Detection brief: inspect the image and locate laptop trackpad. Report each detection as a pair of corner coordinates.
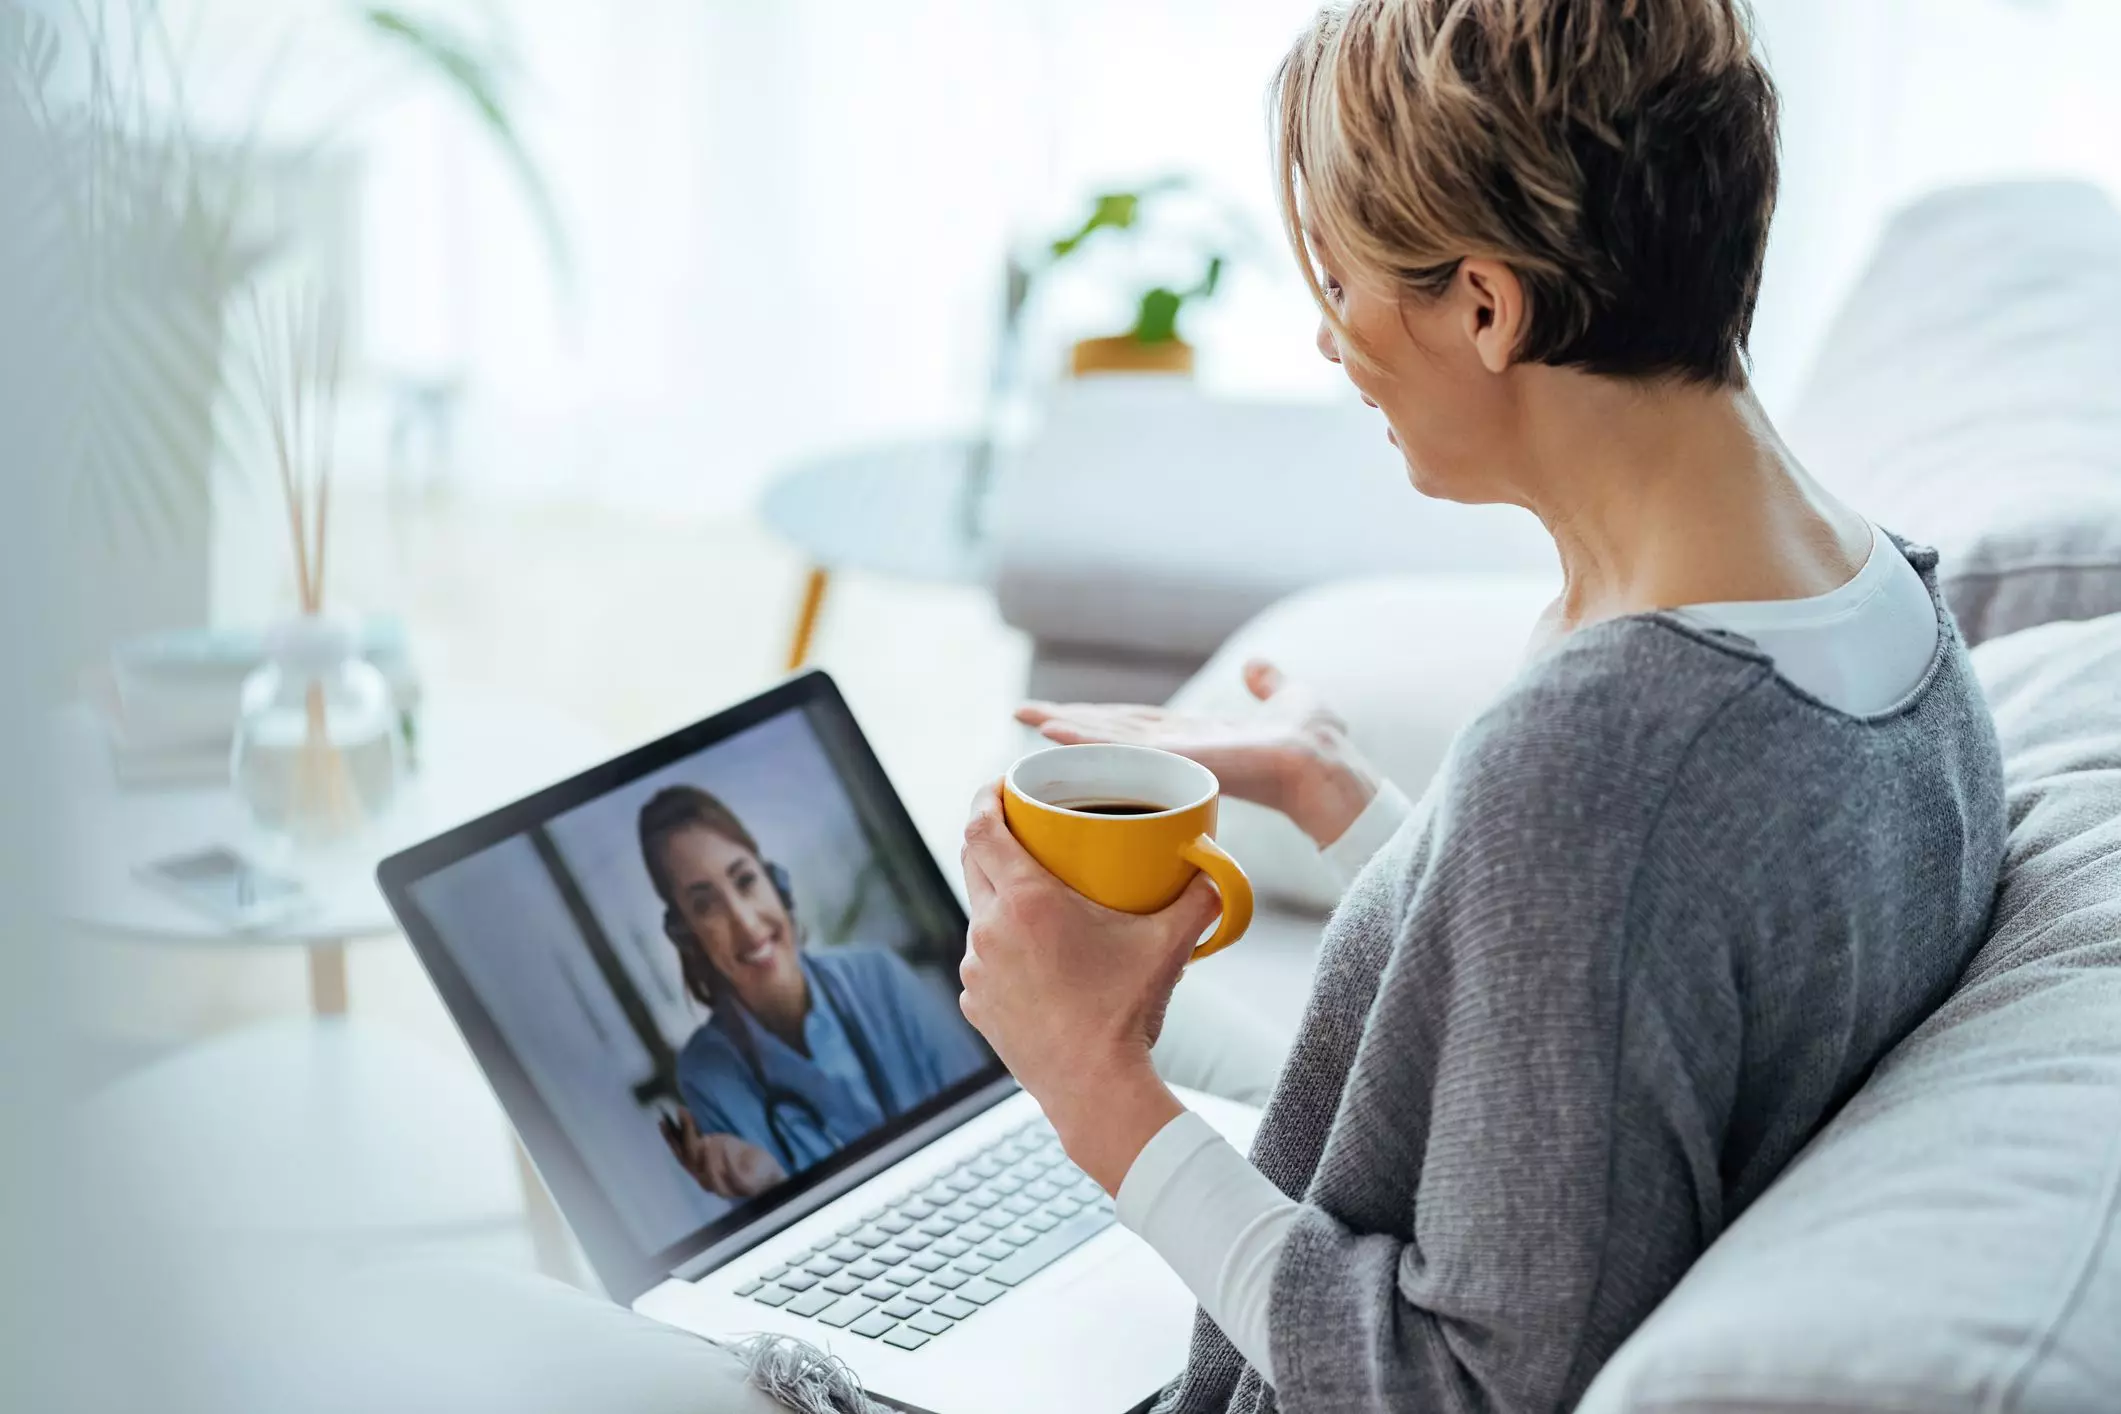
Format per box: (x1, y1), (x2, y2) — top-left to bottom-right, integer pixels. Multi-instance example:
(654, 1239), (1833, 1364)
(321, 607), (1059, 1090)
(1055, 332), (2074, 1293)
(885, 1224), (1198, 1414)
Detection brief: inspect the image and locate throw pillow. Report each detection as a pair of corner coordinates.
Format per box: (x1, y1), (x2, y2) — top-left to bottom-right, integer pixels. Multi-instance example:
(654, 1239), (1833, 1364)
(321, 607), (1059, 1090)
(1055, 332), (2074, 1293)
(1787, 180), (2121, 645)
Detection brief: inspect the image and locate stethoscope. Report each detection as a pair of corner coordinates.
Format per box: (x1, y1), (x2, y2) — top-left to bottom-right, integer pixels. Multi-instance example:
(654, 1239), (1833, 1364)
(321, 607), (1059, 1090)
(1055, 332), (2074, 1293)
(722, 953), (900, 1172)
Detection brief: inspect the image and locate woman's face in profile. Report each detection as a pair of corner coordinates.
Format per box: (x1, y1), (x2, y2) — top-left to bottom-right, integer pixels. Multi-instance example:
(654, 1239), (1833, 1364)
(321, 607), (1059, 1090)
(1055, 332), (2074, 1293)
(661, 826), (802, 1014)
(1309, 226), (1520, 507)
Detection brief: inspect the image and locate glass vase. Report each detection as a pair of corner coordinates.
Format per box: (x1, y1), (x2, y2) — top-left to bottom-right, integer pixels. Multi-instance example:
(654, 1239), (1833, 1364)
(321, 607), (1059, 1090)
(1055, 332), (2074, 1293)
(231, 615), (402, 846)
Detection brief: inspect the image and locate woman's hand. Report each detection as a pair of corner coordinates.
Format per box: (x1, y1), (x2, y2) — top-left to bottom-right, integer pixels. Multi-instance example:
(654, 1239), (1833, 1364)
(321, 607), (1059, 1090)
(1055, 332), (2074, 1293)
(958, 783), (1210, 1192)
(1017, 659), (1379, 849)
(660, 1110), (787, 1199)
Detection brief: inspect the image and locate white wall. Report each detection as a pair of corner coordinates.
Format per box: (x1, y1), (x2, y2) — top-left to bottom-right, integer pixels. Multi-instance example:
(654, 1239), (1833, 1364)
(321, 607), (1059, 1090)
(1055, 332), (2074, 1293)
(171, 0), (2121, 514)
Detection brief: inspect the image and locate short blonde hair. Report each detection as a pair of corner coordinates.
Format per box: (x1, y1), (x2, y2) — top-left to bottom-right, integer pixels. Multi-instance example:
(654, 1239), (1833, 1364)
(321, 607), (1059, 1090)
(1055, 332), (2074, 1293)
(1275, 0), (1779, 385)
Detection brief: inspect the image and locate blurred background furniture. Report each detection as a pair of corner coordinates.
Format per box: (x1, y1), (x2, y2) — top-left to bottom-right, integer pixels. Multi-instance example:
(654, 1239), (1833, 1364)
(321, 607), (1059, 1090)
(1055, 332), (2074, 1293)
(761, 439), (994, 671)
(60, 691), (610, 1015)
(985, 380), (1557, 703)
(86, 1015), (544, 1273)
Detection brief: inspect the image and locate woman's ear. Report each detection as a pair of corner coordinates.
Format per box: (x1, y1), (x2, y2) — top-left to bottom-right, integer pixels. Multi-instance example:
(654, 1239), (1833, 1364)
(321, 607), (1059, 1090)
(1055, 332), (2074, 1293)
(1457, 258), (1525, 375)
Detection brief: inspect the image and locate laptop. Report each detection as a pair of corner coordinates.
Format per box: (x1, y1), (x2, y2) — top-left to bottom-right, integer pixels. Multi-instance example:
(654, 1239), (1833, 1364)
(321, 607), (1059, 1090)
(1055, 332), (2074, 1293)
(376, 670), (1260, 1414)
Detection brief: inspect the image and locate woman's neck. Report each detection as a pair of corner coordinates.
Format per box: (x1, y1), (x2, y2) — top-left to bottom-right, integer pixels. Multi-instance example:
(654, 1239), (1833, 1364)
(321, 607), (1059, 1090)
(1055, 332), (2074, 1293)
(744, 967), (813, 1055)
(1508, 370), (1870, 637)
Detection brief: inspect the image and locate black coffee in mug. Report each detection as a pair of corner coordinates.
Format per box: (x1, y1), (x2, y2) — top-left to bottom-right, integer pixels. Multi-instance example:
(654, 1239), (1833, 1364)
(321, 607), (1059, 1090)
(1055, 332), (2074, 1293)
(1056, 799), (1163, 816)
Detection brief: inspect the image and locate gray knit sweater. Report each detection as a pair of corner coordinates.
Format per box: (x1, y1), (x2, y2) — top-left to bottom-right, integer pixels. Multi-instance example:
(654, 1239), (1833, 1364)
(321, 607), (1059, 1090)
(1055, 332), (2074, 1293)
(1160, 541), (2006, 1414)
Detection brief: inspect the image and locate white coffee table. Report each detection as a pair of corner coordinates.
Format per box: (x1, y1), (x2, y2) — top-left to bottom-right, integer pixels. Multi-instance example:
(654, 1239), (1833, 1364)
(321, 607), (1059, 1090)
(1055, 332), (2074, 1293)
(59, 689), (612, 1013)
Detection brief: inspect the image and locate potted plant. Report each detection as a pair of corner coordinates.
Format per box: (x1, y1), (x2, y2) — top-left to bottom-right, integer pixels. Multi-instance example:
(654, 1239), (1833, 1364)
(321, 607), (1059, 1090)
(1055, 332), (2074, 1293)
(1039, 177), (1247, 378)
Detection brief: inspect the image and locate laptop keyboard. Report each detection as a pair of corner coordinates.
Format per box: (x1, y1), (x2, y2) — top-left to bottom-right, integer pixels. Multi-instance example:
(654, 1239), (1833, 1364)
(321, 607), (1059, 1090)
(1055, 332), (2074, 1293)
(735, 1117), (1116, 1352)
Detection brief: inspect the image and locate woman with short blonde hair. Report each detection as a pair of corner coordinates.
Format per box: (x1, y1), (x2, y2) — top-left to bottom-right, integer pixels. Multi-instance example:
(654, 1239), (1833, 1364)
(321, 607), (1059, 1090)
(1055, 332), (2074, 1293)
(960, 2), (2007, 1410)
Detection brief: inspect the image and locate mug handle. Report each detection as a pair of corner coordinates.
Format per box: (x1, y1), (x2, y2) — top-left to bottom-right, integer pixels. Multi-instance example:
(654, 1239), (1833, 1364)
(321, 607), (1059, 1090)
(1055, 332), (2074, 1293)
(1178, 834), (1254, 962)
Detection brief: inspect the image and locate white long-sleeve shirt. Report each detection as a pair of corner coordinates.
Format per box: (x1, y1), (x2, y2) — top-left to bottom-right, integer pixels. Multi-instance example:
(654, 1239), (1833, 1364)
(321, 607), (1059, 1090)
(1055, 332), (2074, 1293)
(1115, 525), (1940, 1384)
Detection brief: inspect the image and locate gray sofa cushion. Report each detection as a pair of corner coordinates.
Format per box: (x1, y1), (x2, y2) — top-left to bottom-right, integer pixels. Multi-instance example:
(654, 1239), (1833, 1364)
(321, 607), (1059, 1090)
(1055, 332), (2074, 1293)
(1579, 612), (2121, 1414)
(1788, 181), (2121, 646)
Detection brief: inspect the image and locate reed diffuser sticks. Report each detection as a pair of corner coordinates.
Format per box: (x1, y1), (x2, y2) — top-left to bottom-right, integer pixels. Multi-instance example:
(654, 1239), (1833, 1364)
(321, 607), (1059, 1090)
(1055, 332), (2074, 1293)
(245, 284), (360, 838)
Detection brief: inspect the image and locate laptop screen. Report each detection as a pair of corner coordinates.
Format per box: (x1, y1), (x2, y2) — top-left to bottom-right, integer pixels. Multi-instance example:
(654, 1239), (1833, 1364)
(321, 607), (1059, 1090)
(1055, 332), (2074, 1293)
(382, 673), (1003, 1298)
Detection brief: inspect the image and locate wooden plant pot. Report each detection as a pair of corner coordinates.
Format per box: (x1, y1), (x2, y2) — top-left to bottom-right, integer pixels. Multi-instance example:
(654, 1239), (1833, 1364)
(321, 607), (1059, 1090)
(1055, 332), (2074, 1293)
(1069, 334), (1195, 377)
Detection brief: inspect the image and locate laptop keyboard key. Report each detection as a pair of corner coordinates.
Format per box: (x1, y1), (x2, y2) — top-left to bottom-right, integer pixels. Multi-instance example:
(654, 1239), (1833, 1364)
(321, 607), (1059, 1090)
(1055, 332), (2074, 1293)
(761, 1264), (791, 1281)
(850, 1228), (891, 1249)
(935, 1295), (979, 1321)
(803, 1256), (842, 1277)
(909, 1253), (948, 1273)
(826, 1242), (865, 1262)
(882, 1298), (921, 1320)
(884, 1269), (922, 1288)
(876, 1214), (915, 1235)
(953, 1256), (993, 1276)
(735, 1279), (763, 1297)
(900, 1200), (937, 1220)
(956, 1277), (1007, 1306)
(903, 1283), (947, 1305)
(908, 1310), (955, 1337)
(897, 1232), (933, 1253)
(850, 1311), (897, 1339)
(873, 1245), (913, 1266)
(916, 1217), (956, 1238)
(822, 1274), (864, 1295)
(787, 1287), (840, 1318)
(1024, 1213), (1060, 1234)
(932, 1237), (971, 1258)
(849, 1259), (888, 1280)
(778, 1272), (819, 1293)
(817, 1296), (878, 1329)
(999, 1227), (1039, 1247)
(752, 1285), (797, 1308)
(983, 1208), (1117, 1289)
(862, 1281), (898, 1301)
(931, 1271), (968, 1291)
(881, 1326), (930, 1351)
(974, 1240), (1014, 1261)
(1000, 1195), (1038, 1217)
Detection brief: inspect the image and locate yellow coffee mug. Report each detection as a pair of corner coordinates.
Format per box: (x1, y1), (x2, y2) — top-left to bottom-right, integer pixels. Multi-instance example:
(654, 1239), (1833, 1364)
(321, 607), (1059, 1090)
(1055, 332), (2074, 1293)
(1001, 743), (1253, 961)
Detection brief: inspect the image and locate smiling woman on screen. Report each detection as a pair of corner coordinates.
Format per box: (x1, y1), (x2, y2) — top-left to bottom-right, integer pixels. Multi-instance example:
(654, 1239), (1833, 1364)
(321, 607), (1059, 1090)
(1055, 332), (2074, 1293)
(952, 2), (2009, 1410)
(640, 785), (987, 1201)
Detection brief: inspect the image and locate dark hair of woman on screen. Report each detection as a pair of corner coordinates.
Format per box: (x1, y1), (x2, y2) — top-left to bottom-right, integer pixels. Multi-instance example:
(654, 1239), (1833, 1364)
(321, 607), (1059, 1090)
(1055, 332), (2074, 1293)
(639, 785), (987, 1202)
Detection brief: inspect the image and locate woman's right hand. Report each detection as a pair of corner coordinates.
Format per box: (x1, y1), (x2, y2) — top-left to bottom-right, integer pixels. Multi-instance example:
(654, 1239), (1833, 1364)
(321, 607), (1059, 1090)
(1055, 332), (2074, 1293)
(660, 1110), (787, 1199)
(1016, 659), (1380, 849)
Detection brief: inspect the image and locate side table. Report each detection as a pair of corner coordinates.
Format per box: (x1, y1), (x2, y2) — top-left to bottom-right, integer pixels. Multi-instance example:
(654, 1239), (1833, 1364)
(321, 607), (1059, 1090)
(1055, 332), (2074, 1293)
(760, 438), (994, 670)
(59, 689), (611, 1014)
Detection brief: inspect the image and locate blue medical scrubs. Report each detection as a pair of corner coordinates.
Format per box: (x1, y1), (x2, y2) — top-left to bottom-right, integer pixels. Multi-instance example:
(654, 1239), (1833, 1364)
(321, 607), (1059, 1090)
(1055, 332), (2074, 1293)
(675, 948), (990, 1175)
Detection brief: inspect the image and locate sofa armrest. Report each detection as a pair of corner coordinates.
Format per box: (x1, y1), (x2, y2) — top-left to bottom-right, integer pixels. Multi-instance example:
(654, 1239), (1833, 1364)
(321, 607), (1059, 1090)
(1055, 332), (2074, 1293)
(987, 381), (1555, 664)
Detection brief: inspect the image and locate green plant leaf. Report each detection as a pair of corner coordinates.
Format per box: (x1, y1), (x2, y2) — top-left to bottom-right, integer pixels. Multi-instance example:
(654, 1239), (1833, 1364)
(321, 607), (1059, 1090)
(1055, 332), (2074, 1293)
(1194, 253), (1224, 300)
(359, 6), (573, 305)
(1049, 190), (1141, 260)
(1133, 286), (1182, 344)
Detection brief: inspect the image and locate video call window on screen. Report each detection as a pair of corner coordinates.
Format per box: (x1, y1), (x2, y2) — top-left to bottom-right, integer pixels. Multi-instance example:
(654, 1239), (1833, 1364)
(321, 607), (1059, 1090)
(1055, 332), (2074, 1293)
(410, 704), (988, 1256)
